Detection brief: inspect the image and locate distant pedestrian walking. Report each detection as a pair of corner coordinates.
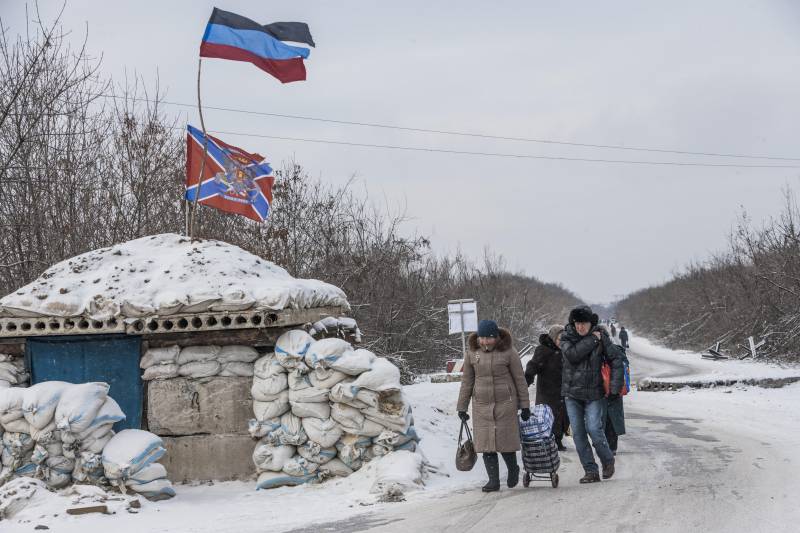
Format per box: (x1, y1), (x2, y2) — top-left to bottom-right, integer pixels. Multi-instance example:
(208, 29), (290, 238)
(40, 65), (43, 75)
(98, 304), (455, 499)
(560, 305), (625, 484)
(525, 324), (569, 451)
(457, 320), (530, 492)
(610, 323), (617, 338)
(619, 326), (629, 349)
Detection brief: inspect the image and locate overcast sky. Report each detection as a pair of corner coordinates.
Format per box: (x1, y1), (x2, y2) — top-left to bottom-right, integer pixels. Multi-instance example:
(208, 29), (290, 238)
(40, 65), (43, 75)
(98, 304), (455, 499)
(4, 1), (800, 303)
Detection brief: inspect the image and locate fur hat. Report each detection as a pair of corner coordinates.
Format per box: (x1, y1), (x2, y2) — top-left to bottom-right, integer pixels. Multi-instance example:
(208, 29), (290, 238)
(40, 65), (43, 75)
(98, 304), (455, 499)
(548, 324), (565, 342)
(477, 319), (500, 338)
(568, 305), (597, 326)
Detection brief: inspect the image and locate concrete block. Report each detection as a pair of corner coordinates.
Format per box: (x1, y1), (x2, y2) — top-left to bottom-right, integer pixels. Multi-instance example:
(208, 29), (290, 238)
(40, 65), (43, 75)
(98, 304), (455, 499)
(147, 377), (252, 436)
(161, 434), (255, 482)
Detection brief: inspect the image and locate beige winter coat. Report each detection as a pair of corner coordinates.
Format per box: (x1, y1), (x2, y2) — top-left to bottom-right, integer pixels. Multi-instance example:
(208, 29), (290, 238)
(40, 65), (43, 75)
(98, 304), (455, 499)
(457, 328), (530, 453)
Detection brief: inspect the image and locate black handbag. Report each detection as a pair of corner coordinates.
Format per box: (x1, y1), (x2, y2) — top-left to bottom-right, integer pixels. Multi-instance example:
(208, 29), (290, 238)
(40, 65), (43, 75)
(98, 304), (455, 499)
(455, 420), (478, 471)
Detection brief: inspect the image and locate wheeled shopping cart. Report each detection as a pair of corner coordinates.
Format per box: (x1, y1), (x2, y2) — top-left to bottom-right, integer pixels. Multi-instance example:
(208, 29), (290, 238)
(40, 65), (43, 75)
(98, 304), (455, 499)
(520, 434), (560, 488)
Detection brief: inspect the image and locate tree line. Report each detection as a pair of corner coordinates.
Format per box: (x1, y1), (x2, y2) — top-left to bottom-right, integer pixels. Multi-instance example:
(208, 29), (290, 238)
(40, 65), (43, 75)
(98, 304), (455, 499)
(0, 12), (580, 376)
(617, 189), (800, 363)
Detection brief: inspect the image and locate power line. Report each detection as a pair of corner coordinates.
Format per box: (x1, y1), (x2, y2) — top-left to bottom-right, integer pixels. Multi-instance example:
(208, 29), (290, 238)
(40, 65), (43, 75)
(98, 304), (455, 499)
(100, 93), (800, 162)
(199, 129), (800, 168)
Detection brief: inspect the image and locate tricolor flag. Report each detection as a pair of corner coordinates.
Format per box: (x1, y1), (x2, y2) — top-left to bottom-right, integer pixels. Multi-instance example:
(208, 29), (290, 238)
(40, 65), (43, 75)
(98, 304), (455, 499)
(200, 8), (313, 83)
(185, 125), (275, 223)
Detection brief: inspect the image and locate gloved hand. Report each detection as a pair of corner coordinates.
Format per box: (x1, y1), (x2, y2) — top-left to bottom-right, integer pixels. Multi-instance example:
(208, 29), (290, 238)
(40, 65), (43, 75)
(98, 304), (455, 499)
(520, 408), (531, 421)
(606, 393), (620, 402)
(458, 411), (470, 422)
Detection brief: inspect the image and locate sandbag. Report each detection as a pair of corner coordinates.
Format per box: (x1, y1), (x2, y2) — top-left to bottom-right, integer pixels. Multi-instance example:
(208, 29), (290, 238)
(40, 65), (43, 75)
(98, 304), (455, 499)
(370, 450), (423, 495)
(218, 345), (259, 363)
(304, 338), (354, 370)
(331, 403), (384, 437)
(102, 429), (165, 480)
(253, 390), (290, 420)
(329, 348), (375, 376)
(297, 441), (336, 465)
(335, 434), (372, 470)
(80, 430), (114, 454)
(287, 367), (313, 390)
(2, 417), (30, 434)
(274, 330), (314, 369)
(253, 353), (286, 379)
(282, 455), (320, 477)
(127, 478), (176, 500)
(252, 443), (295, 473)
(288, 386), (330, 404)
(177, 345), (221, 365)
(290, 401), (331, 420)
(0, 363), (17, 384)
(55, 382), (109, 433)
(329, 382), (369, 409)
(219, 362), (254, 377)
(139, 346), (180, 369)
(308, 368), (348, 390)
(302, 417), (342, 448)
(72, 451), (104, 483)
(22, 381), (71, 430)
(126, 462), (167, 485)
(248, 418), (282, 439)
(86, 397), (126, 430)
(251, 374), (289, 401)
(317, 457), (354, 478)
(143, 364), (180, 381)
(362, 405), (412, 434)
(256, 470), (317, 490)
(350, 358), (401, 393)
(178, 360), (221, 379)
(269, 412), (307, 446)
(29, 420), (55, 441)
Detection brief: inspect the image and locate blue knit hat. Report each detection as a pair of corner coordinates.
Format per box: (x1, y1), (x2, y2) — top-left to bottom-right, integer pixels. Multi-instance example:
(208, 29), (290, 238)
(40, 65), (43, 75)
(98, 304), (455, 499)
(477, 319), (500, 338)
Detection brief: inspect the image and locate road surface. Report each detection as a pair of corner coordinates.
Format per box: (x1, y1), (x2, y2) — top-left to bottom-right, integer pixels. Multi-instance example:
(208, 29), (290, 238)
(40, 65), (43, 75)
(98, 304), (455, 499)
(287, 342), (799, 533)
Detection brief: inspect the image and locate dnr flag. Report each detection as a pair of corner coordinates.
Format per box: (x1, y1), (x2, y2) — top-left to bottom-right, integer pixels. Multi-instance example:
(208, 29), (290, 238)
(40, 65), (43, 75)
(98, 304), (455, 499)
(200, 8), (313, 83)
(185, 125), (275, 223)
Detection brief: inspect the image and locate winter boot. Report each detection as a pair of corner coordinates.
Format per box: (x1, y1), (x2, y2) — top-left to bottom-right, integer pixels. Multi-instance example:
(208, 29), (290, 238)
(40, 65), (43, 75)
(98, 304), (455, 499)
(579, 471), (601, 484)
(602, 460), (615, 479)
(481, 453), (500, 492)
(501, 452), (520, 488)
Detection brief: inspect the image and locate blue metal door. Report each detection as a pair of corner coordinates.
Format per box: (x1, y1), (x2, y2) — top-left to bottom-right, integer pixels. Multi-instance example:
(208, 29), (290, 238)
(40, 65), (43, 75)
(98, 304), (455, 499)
(27, 335), (142, 431)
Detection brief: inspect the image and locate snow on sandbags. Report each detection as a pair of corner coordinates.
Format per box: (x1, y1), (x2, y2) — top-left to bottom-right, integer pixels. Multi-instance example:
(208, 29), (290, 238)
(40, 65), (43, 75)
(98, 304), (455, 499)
(275, 330), (314, 369)
(309, 316), (363, 343)
(54, 382), (110, 433)
(369, 450), (424, 496)
(22, 381), (71, 430)
(102, 429), (173, 500)
(350, 357), (402, 394)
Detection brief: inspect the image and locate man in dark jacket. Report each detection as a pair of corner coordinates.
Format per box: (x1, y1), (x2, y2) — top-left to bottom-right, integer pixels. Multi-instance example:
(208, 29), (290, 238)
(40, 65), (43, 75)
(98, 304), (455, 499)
(525, 324), (568, 450)
(619, 327), (629, 348)
(610, 323), (617, 338)
(561, 305), (625, 484)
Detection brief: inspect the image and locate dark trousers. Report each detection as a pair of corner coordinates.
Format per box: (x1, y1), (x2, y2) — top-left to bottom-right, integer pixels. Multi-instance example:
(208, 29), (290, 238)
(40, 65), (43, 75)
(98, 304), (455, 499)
(604, 413), (618, 452)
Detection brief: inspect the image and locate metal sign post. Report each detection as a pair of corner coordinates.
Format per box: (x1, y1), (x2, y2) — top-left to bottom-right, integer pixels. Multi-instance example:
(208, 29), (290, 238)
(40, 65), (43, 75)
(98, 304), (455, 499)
(448, 299), (478, 360)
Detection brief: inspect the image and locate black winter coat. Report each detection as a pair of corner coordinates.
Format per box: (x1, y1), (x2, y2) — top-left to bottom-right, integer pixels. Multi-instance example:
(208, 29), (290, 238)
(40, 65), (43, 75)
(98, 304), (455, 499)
(560, 324), (625, 401)
(525, 334), (563, 413)
(619, 329), (629, 344)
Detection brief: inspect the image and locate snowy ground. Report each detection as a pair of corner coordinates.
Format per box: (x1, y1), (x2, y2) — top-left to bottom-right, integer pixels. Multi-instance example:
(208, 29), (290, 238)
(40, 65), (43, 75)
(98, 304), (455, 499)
(4, 339), (800, 532)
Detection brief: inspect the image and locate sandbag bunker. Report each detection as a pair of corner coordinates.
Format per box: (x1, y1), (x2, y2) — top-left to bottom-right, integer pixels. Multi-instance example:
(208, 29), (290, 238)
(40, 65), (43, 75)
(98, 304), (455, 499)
(0, 381), (174, 500)
(251, 330), (419, 489)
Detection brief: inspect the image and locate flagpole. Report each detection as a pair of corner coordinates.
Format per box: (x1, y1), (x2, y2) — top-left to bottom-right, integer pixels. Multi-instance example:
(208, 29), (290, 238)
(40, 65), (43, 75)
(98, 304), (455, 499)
(189, 57), (209, 240)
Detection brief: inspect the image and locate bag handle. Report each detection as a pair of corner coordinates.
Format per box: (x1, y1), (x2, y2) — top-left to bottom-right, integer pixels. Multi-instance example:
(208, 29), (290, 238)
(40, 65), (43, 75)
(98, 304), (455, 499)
(458, 420), (473, 446)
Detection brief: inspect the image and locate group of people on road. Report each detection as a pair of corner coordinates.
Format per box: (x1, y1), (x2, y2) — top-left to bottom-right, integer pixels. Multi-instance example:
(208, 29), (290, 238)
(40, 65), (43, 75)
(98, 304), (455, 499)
(457, 305), (629, 491)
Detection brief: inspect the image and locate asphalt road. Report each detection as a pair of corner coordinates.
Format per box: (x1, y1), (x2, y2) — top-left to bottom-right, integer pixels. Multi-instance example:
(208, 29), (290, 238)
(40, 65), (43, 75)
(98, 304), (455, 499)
(287, 344), (798, 533)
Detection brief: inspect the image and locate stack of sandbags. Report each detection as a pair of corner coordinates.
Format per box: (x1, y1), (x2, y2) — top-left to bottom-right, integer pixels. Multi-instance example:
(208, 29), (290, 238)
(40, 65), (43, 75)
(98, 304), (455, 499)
(140, 345), (259, 380)
(250, 330), (420, 490)
(102, 429), (175, 501)
(309, 317), (363, 343)
(0, 354), (30, 389)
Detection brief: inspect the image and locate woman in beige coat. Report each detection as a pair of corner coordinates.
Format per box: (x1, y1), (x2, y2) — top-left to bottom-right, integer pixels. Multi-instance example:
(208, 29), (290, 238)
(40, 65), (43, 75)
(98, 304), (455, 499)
(457, 320), (530, 492)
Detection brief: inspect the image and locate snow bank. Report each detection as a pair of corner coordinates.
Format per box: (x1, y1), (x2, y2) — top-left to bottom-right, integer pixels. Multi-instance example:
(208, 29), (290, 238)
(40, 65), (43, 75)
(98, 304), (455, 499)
(0, 233), (349, 320)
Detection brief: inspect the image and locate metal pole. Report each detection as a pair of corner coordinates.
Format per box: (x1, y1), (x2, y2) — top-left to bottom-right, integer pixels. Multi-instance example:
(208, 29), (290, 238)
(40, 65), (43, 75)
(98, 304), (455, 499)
(460, 301), (466, 359)
(189, 57), (209, 240)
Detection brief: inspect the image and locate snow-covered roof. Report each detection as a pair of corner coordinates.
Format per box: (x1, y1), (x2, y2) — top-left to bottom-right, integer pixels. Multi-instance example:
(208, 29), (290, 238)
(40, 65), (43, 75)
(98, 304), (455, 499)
(0, 233), (349, 320)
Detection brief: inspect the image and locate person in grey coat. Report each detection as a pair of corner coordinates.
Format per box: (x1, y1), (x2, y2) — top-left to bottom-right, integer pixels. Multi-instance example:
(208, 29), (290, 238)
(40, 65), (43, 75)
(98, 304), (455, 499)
(619, 326), (629, 348)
